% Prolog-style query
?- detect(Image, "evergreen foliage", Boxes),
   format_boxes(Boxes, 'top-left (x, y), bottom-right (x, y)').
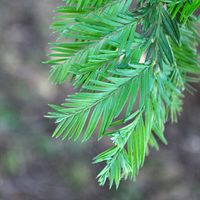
top-left (45, 0), bottom-right (200, 188)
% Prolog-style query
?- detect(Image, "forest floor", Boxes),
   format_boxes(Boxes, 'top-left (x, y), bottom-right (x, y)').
top-left (0, 1), bottom-right (200, 200)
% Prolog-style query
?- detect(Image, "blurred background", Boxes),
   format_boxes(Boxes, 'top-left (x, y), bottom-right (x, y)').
top-left (0, 0), bottom-right (200, 200)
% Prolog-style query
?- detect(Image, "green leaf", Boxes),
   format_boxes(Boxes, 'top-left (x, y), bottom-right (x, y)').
top-left (162, 8), bottom-right (180, 45)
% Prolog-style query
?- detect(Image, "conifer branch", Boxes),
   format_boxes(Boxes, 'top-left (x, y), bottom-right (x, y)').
top-left (45, 0), bottom-right (200, 188)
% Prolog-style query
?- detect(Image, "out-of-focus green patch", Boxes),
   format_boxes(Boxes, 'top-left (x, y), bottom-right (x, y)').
top-left (70, 162), bottom-right (92, 188)
top-left (1, 149), bottom-right (25, 175)
top-left (0, 101), bottom-right (20, 131)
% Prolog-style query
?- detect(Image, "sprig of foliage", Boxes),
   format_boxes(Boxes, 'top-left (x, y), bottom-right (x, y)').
top-left (45, 0), bottom-right (200, 188)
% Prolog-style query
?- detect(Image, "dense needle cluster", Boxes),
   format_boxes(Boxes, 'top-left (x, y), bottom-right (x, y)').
top-left (45, 0), bottom-right (200, 188)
